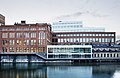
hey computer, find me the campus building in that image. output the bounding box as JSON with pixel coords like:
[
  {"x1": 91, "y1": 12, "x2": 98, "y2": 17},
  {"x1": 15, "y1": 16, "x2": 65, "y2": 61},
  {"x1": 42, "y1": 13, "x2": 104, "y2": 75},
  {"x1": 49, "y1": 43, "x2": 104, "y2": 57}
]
[
  {"x1": 48, "y1": 21, "x2": 117, "y2": 59},
  {"x1": 0, "y1": 21, "x2": 52, "y2": 53},
  {"x1": 0, "y1": 20, "x2": 119, "y2": 62},
  {"x1": 0, "y1": 14, "x2": 5, "y2": 25},
  {"x1": 52, "y1": 21, "x2": 115, "y2": 45}
]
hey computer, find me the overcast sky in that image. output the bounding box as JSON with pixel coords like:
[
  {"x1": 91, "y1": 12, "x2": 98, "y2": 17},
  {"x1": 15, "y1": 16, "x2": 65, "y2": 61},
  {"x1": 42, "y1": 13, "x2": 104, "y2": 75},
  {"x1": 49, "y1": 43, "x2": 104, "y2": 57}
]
[{"x1": 0, "y1": 0, "x2": 120, "y2": 35}]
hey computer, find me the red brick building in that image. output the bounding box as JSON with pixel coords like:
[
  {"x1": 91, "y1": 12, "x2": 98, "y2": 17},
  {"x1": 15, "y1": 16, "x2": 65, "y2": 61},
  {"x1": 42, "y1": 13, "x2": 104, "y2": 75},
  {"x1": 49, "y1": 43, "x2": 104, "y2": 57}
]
[{"x1": 0, "y1": 21, "x2": 52, "y2": 52}]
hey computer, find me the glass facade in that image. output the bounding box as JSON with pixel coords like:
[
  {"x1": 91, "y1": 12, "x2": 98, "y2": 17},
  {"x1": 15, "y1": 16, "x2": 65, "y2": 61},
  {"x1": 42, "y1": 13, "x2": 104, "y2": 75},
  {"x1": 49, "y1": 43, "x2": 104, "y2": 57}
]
[
  {"x1": 52, "y1": 21, "x2": 105, "y2": 32},
  {"x1": 47, "y1": 45, "x2": 92, "y2": 59}
]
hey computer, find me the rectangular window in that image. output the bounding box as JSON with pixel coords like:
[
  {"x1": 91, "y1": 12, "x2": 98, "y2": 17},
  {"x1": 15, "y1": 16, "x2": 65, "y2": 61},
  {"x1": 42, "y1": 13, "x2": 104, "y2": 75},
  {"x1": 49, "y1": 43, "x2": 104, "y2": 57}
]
[
  {"x1": 9, "y1": 33, "x2": 15, "y2": 38},
  {"x1": 111, "y1": 38, "x2": 114, "y2": 42},
  {"x1": 2, "y1": 33, "x2": 8, "y2": 38},
  {"x1": 99, "y1": 38, "x2": 101, "y2": 42},
  {"x1": 16, "y1": 33, "x2": 22, "y2": 38},
  {"x1": 80, "y1": 38, "x2": 82, "y2": 42},
  {"x1": 9, "y1": 40, "x2": 15, "y2": 45},
  {"x1": 2, "y1": 47, "x2": 7, "y2": 52},
  {"x1": 58, "y1": 39, "x2": 60, "y2": 42},
  {"x1": 38, "y1": 40, "x2": 41, "y2": 45},
  {"x1": 16, "y1": 40, "x2": 22, "y2": 45},
  {"x1": 31, "y1": 32, "x2": 36, "y2": 38},
  {"x1": 24, "y1": 40, "x2": 29, "y2": 45},
  {"x1": 102, "y1": 38, "x2": 105, "y2": 42},
  {"x1": 24, "y1": 32, "x2": 29, "y2": 38},
  {"x1": 96, "y1": 34, "x2": 99, "y2": 36},
  {"x1": 9, "y1": 47, "x2": 14, "y2": 52},
  {"x1": 2, "y1": 40, "x2": 8, "y2": 45},
  {"x1": 43, "y1": 32, "x2": 46, "y2": 39},
  {"x1": 30, "y1": 40, "x2": 36, "y2": 45},
  {"x1": 31, "y1": 28, "x2": 36, "y2": 30}
]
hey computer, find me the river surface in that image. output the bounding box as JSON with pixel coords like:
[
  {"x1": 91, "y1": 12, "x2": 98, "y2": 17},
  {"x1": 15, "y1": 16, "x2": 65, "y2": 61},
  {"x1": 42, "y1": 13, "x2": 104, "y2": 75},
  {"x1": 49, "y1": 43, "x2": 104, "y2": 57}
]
[{"x1": 0, "y1": 63, "x2": 120, "y2": 78}]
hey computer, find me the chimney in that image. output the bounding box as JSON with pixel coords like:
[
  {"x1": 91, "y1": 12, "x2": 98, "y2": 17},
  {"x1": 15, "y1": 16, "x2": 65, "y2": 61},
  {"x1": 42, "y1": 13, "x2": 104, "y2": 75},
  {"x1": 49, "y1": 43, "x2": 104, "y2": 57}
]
[{"x1": 21, "y1": 20, "x2": 26, "y2": 25}]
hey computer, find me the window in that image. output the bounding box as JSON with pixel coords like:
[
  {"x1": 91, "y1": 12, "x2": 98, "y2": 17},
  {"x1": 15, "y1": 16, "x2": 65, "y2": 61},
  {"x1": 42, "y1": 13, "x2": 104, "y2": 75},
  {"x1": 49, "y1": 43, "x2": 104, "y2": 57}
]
[
  {"x1": 9, "y1": 28, "x2": 15, "y2": 31},
  {"x1": 16, "y1": 40, "x2": 22, "y2": 45},
  {"x1": 2, "y1": 40, "x2": 8, "y2": 45},
  {"x1": 31, "y1": 32, "x2": 36, "y2": 38},
  {"x1": 16, "y1": 47, "x2": 22, "y2": 52},
  {"x1": 2, "y1": 47, "x2": 7, "y2": 52},
  {"x1": 99, "y1": 38, "x2": 101, "y2": 42},
  {"x1": 102, "y1": 38, "x2": 105, "y2": 42},
  {"x1": 107, "y1": 54, "x2": 109, "y2": 57},
  {"x1": 96, "y1": 38, "x2": 99, "y2": 42},
  {"x1": 31, "y1": 28, "x2": 36, "y2": 30},
  {"x1": 80, "y1": 38, "x2": 82, "y2": 42},
  {"x1": 16, "y1": 33, "x2": 22, "y2": 38},
  {"x1": 9, "y1": 47, "x2": 14, "y2": 52},
  {"x1": 96, "y1": 34, "x2": 99, "y2": 36},
  {"x1": 24, "y1": 40, "x2": 29, "y2": 45},
  {"x1": 30, "y1": 40, "x2": 36, "y2": 45},
  {"x1": 2, "y1": 33, "x2": 8, "y2": 38},
  {"x1": 43, "y1": 32, "x2": 46, "y2": 39},
  {"x1": 111, "y1": 38, "x2": 114, "y2": 42},
  {"x1": 9, "y1": 40, "x2": 15, "y2": 45},
  {"x1": 9, "y1": 33, "x2": 15, "y2": 38},
  {"x1": 104, "y1": 54, "x2": 106, "y2": 57},
  {"x1": 110, "y1": 54, "x2": 112, "y2": 57},
  {"x1": 98, "y1": 54, "x2": 99, "y2": 57},
  {"x1": 24, "y1": 32, "x2": 29, "y2": 38},
  {"x1": 102, "y1": 34, "x2": 105, "y2": 36},
  {"x1": 101, "y1": 54, "x2": 103, "y2": 57},
  {"x1": 39, "y1": 28, "x2": 45, "y2": 30}
]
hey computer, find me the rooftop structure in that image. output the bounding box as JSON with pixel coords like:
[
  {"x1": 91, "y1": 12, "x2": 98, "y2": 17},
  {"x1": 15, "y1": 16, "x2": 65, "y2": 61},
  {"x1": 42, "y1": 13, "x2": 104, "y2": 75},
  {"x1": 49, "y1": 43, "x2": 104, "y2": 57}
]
[{"x1": 52, "y1": 21, "x2": 105, "y2": 32}]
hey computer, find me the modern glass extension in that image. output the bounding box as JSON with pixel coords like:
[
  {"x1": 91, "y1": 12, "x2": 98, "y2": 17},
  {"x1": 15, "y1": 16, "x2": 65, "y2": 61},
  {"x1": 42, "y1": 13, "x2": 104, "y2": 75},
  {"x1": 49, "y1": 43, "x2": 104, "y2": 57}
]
[{"x1": 47, "y1": 45, "x2": 92, "y2": 59}]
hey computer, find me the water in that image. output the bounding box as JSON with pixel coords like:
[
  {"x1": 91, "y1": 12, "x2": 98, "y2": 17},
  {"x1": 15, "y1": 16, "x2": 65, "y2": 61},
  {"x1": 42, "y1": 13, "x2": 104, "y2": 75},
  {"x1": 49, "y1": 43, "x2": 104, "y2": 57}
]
[{"x1": 0, "y1": 63, "x2": 120, "y2": 78}]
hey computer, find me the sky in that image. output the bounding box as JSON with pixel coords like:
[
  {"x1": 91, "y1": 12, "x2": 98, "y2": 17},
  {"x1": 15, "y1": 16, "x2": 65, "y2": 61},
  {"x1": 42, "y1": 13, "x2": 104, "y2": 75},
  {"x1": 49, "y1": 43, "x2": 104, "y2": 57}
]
[{"x1": 0, "y1": 0, "x2": 120, "y2": 36}]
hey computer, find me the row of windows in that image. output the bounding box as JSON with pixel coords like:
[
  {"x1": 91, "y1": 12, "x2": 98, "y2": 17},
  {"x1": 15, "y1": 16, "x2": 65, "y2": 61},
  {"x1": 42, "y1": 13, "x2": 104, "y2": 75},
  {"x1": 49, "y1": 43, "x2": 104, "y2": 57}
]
[
  {"x1": 2, "y1": 47, "x2": 46, "y2": 52},
  {"x1": 52, "y1": 25, "x2": 82, "y2": 29},
  {"x1": 53, "y1": 29, "x2": 104, "y2": 32},
  {"x1": 93, "y1": 53, "x2": 119, "y2": 58},
  {"x1": 2, "y1": 39, "x2": 46, "y2": 46},
  {"x1": 56, "y1": 33, "x2": 114, "y2": 37},
  {"x1": 2, "y1": 32, "x2": 46, "y2": 39},
  {"x1": 48, "y1": 48, "x2": 91, "y2": 53},
  {"x1": 1, "y1": 27, "x2": 46, "y2": 31},
  {"x1": 48, "y1": 54, "x2": 91, "y2": 58},
  {"x1": 56, "y1": 38, "x2": 114, "y2": 43}
]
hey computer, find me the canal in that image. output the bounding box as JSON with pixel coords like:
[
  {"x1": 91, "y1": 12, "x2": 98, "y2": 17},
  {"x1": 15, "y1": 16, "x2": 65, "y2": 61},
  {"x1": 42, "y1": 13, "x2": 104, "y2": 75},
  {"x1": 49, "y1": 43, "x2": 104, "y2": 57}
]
[{"x1": 0, "y1": 63, "x2": 120, "y2": 78}]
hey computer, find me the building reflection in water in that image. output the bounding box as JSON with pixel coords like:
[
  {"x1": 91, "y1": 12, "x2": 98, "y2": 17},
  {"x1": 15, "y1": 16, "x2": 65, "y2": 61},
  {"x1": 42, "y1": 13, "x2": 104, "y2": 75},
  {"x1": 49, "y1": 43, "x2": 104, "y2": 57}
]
[
  {"x1": 92, "y1": 64, "x2": 120, "y2": 78},
  {"x1": 0, "y1": 63, "x2": 120, "y2": 78},
  {"x1": 47, "y1": 66, "x2": 92, "y2": 78},
  {"x1": 0, "y1": 63, "x2": 47, "y2": 78}
]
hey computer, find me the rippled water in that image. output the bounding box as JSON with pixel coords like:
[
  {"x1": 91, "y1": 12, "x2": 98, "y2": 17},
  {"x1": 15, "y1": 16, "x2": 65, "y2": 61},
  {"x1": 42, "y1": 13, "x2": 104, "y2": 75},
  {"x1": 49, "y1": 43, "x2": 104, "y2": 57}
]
[{"x1": 0, "y1": 63, "x2": 120, "y2": 78}]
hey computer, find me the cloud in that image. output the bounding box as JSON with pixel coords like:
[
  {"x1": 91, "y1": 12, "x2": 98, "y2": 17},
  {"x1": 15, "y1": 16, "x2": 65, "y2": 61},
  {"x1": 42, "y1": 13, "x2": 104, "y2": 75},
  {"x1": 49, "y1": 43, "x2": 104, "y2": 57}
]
[{"x1": 55, "y1": 10, "x2": 109, "y2": 20}]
